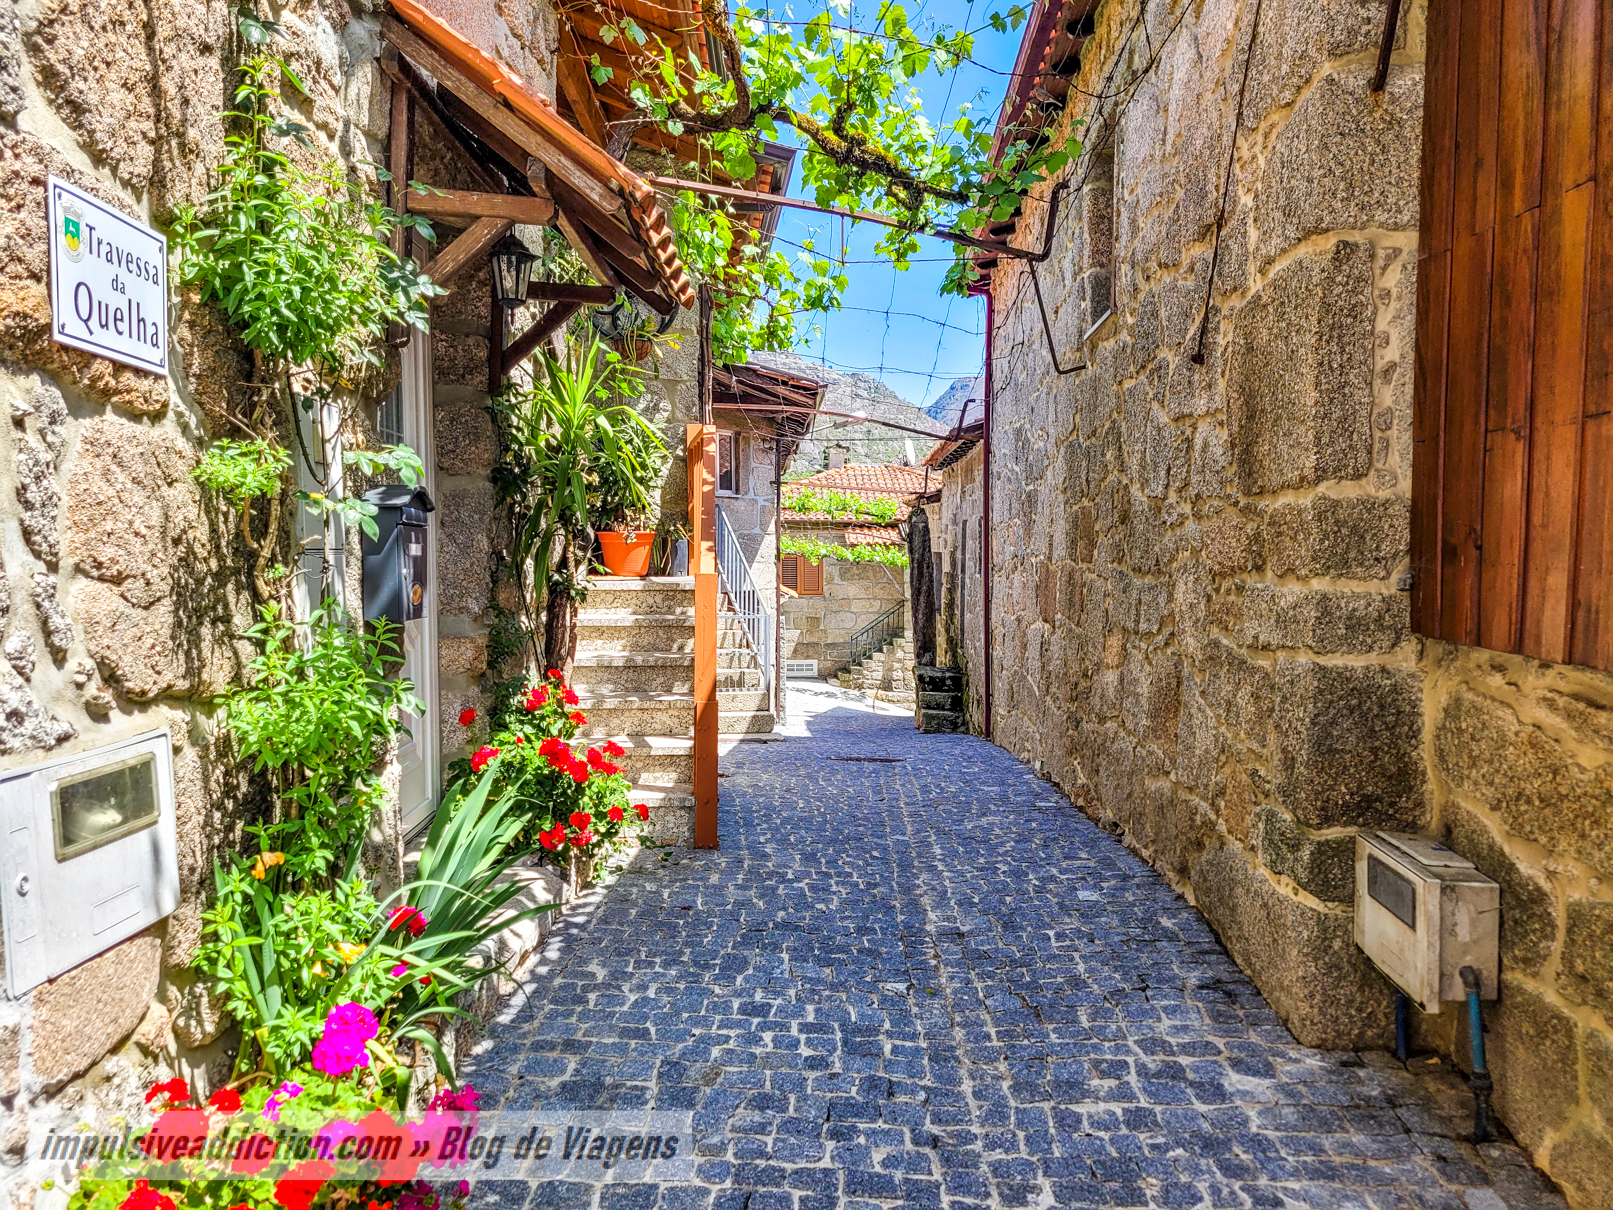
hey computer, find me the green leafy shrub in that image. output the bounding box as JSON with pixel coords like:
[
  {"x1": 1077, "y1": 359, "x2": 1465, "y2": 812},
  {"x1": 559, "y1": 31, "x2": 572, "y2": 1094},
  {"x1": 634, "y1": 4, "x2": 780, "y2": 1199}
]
[
  {"x1": 781, "y1": 533, "x2": 908, "y2": 567},
  {"x1": 192, "y1": 440, "x2": 291, "y2": 511},
  {"x1": 220, "y1": 601, "x2": 421, "y2": 880},
  {"x1": 781, "y1": 488, "x2": 901, "y2": 524}
]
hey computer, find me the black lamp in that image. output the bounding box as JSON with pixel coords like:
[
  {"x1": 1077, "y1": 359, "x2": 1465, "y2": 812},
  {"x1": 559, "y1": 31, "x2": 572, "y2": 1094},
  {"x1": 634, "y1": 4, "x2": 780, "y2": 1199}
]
[{"x1": 489, "y1": 233, "x2": 536, "y2": 311}]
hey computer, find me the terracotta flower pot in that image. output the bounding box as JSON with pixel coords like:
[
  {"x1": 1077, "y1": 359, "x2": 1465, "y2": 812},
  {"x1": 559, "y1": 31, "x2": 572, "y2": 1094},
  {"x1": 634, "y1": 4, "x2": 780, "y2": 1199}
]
[{"x1": 598, "y1": 530, "x2": 655, "y2": 576}]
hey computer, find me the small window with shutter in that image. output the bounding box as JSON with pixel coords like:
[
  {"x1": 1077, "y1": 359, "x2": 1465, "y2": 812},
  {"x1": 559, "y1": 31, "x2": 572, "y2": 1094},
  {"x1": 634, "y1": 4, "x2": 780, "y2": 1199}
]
[
  {"x1": 716, "y1": 431, "x2": 737, "y2": 495},
  {"x1": 782, "y1": 554, "x2": 823, "y2": 594}
]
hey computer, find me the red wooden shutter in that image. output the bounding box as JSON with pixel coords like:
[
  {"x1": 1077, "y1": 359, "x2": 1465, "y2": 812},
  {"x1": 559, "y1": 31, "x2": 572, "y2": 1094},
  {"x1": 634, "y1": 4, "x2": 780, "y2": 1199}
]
[
  {"x1": 1413, "y1": 0, "x2": 1613, "y2": 670},
  {"x1": 800, "y1": 559, "x2": 823, "y2": 595},
  {"x1": 782, "y1": 555, "x2": 799, "y2": 591}
]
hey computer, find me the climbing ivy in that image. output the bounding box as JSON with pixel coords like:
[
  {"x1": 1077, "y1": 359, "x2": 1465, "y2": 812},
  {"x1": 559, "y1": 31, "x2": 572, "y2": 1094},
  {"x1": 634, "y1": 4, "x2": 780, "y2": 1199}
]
[{"x1": 782, "y1": 533, "x2": 908, "y2": 567}]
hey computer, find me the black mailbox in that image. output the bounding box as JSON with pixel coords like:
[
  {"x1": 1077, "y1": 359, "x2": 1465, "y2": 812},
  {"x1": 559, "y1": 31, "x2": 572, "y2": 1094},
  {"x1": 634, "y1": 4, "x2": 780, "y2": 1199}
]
[{"x1": 361, "y1": 484, "x2": 435, "y2": 627}]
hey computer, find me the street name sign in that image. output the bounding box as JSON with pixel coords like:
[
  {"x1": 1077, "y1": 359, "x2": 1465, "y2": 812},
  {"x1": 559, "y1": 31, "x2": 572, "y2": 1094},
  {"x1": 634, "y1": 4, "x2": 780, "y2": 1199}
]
[{"x1": 47, "y1": 176, "x2": 167, "y2": 375}]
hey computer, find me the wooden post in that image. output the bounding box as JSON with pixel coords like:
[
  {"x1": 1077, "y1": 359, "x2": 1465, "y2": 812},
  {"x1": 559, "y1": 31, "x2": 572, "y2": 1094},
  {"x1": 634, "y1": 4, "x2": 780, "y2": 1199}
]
[
  {"x1": 386, "y1": 77, "x2": 413, "y2": 348},
  {"x1": 489, "y1": 281, "x2": 505, "y2": 394},
  {"x1": 687, "y1": 422, "x2": 719, "y2": 849}
]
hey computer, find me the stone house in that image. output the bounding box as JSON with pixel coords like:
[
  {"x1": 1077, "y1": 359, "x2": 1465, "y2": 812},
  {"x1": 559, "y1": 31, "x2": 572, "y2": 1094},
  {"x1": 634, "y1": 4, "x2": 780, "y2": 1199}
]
[
  {"x1": 932, "y1": 0, "x2": 1613, "y2": 1201},
  {"x1": 779, "y1": 464, "x2": 921, "y2": 680},
  {"x1": 0, "y1": 0, "x2": 742, "y2": 1191}
]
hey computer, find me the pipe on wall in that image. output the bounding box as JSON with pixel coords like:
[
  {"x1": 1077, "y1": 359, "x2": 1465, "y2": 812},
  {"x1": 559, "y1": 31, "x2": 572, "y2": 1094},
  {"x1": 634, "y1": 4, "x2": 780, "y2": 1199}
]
[{"x1": 982, "y1": 290, "x2": 994, "y2": 738}]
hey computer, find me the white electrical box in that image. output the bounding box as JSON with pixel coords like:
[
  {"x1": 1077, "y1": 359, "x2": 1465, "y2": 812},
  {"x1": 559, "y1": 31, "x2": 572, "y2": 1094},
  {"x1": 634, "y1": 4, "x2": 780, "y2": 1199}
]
[
  {"x1": 1, "y1": 730, "x2": 177, "y2": 995},
  {"x1": 1354, "y1": 831, "x2": 1499, "y2": 1013}
]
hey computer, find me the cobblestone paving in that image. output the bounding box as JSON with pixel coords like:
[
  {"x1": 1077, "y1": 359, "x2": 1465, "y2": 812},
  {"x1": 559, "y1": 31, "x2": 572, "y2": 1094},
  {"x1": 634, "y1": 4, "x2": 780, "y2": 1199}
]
[{"x1": 462, "y1": 689, "x2": 1565, "y2": 1210}]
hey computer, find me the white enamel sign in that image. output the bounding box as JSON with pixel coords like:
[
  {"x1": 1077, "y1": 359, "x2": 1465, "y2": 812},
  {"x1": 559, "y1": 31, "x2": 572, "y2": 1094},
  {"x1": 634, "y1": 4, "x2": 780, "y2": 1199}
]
[{"x1": 47, "y1": 176, "x2": 168, "y2": 375}]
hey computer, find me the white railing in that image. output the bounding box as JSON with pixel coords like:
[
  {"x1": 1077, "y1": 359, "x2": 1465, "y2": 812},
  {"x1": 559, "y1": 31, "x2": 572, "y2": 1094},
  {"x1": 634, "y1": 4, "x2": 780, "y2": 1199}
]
[{"x1": 715, "y1": 504, "x2": 773, "y2": 700}]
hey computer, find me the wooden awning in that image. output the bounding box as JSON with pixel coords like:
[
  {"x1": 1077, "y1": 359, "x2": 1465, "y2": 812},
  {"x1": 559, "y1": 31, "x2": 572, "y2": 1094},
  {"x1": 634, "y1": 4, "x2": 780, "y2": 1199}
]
[
  {"x1": 382, "y1": 0, "x2": 696, "y2": 311},
  {"x1": 712, "y1": 362, "x2": 826, "y2": 464}
]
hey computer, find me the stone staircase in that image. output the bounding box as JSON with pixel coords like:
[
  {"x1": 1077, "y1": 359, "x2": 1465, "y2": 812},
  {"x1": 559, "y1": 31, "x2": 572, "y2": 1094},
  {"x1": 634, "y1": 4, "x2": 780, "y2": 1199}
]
[
  {"x1": 570, "y1": 577, "x2": 773, "y2": 845},
  {"x1": 834, "y1": 633, "x2": 916, "y2": 706}
]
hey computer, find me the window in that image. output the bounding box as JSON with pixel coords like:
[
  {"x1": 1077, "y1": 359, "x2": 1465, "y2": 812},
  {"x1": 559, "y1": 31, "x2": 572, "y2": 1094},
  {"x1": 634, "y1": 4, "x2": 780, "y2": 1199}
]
[
  {"x1": 716, "y1": 430, "x2": 737, "y2": 494},
  {"x1": 781, "y1": 554, "x2": 823, "y2": 594},
  {"x1": 1412, "y1": 0, "x2": 1613, "y2": 670}
]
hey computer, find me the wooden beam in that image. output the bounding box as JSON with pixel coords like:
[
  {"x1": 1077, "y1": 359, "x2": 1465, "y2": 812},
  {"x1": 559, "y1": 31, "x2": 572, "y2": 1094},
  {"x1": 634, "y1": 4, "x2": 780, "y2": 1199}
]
[
  {"x1": 379, "y1": 51, "x2": 506, "y2": 194},
  {"x1": 529, "y1": 281, "x2": 616, "y2": 304},
  {"x1": 406, "y1": 187, "x2": 556, "y2": 226},
  {"x1": 501, "y1": 300, "x2": 583, "y2": 369},
  {"x1": 557, "y1": 22, "x2": 610, "y2": 147},
  {"x1": 589, "y1": 228, "x2": 676, "y2": 313},
  {"x1": 552, "y1": 204, "x2": 623, "y2": 291},
  {"x1": 548, "y1": 174, "x2": 653, "y2": 266},
  {"x1": 686, "y1": 421, "x2": 719, "y2": 849},
  {"x1": 419, "y1": 216, "x2": 513, "y2": 289},
  {"x1": 382, "y1": 17, "x2": 625, "y2": 217}
]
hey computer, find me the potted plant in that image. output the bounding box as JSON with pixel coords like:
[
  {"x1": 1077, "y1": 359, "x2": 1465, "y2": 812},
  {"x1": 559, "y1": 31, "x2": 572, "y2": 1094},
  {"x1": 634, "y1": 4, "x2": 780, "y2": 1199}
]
[{"x1": 591, "y1": 410, "x2": 666, "y2": 577}]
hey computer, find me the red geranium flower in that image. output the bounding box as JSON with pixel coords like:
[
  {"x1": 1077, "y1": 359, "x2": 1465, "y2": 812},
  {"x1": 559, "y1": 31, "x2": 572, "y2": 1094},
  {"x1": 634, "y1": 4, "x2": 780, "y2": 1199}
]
[
  {"x1": 525, "y1": 687, "x2": 548, "y2": 711},
  {"x1": 599, "y1": 760, "x2": 621, "y2": 776},
  {"x1": 563, "y1": 688, "x2": 580, "y2": 705},
  {"x1": 569, "y1": 711, "x2": 588, "y2": 725},
  {"x1": 607, "y1": 805, "x2": 625, "y2": 822},
  {"x1": 569, "y1": 811, "x2": 592, "y2": 830},
  {"x1": 571, "y1": 767, "x2": 590, "y2": 784},
  {"x1": 121, "y1": 1181, "x2": 177, "y2": 1210},
  {"x1": 603, "y1": 740, "x2": 625, "y2": 758},
  {"x1": 208, "y1": 1087, "x2": 242, "y2": 1115},
  {"x1": 144, "y1": 1078, "x2": 188, "y2": 1106},
  {"x1": 515, "y1": 734, "x2": 524, "y2": 744},
  {"x1": 389, "y1": 906, "x2": 428, "y2": 937},
  {"x1": 586, "y1": 747, "x2": 604, "y2": 768},
  {"x1": 539, "y1": 736, "x2": 567, "y2": 757},
  {"x1": 572, "y1": 830, "x2": 595, "y2": 846},
  {"x1": 539, "y1": 825, "x2": 565, "y2": 851},
  {"x1": 634, "y1": 802, "x2": 650, "y2": 821},
  {"x1": 470, "y1": 745, "x2": 500, "y2": 773},
  {"x1": 458, "y1": 708, "x2": 476, "y2": 726},
  {"x1": 547, "y1": 668, "x2": 562, "y2": 679}
]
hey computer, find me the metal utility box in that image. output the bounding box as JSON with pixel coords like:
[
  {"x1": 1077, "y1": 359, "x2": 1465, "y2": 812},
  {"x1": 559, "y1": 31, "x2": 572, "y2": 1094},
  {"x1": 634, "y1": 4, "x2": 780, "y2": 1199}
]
[
  {"x1": 361, "y1": 484, "x2": 435, "y2": 628},
  {"x1": 1354, "y1": 831, "x2": 1499, "y2": 1012},
  {"x1": 1, "y1": 730, "x2": 178, "y2": 995}
]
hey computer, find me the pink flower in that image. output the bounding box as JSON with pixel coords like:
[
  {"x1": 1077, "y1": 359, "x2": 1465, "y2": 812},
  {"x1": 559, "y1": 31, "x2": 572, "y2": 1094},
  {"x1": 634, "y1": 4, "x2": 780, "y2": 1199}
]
[
  {"x1": 263, "y1": 1081, "x2": 303, "y2": 1122},
  {"x1": 311, "y1": 1003, "x2": 379, "y2": 1077},
  {"x1": 390, "y1": 963, "x2": 408, "y2": 977},
  {"x1": 389, "y1": 906, "x2": 428, "y2": 937},
  {"x1": 427, "y1": 1085, "x2": 481, "y2": 1113}
]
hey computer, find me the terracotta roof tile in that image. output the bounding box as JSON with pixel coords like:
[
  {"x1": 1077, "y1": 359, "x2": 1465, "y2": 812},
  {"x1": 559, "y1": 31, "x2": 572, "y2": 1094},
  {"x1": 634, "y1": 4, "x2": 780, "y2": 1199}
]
[{"x1": 786, "y1": 464, "x2": 932, "y2": 496}]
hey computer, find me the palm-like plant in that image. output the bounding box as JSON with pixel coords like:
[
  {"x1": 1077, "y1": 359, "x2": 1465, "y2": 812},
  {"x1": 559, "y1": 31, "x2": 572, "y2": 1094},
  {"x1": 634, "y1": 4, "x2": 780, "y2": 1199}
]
[{"x1": 494, "y1": 337, "x2": 665, "y2": 671}]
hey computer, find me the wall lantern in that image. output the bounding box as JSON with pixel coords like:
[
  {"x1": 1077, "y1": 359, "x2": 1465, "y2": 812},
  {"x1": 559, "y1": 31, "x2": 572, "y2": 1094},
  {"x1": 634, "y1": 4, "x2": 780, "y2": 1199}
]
[
  {"x1": 489, "y1": 233, "x2": 537, "y2": 311},
  {"x1": 590, "y1": 292, "x2": 676, "y2": 341}
]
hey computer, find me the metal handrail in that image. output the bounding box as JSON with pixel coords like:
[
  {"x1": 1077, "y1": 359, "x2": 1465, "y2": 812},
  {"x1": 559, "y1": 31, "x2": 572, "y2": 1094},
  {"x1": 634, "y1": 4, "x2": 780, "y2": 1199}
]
[
  {"x1": 715, "y1": 504, "x2": 773, "y2": 698},
  {"x1": 848, "y1": 600, "x2": 906, "y2": 669}
]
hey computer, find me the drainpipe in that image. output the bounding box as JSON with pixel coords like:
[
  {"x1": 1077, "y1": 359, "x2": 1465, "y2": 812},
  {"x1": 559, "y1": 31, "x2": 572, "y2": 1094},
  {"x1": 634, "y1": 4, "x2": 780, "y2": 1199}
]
[{"x1": 981, "y1": 290, "x2": 994, "y2": 739}]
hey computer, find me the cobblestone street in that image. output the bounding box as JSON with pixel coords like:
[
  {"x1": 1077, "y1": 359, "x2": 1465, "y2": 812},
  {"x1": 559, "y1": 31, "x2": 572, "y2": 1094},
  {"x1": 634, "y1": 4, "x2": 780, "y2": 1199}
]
[{"x1": 461, "y1": 686, "x2": 1564, "y2": 1210}]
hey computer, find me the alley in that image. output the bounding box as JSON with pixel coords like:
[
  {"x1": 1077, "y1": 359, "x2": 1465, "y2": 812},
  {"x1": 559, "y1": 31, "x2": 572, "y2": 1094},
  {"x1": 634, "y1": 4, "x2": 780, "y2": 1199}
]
[{"x1": 461, "y1": 691, "x2": 1564, "y2": 1210}]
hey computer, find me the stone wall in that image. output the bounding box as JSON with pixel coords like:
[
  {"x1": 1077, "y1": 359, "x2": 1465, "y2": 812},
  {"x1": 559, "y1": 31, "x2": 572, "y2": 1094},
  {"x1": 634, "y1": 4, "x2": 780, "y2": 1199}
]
[
  {"x1": 934, "y1": 448, "x2": 984, "y2": 731},
  {"x1": 0, "y1": 0, "x2": 566, "y2": 1199},
  {"x1": 967, "y1": 0, "x2": 1613, "y2": 1196},
  {"x1": 781, "y1": 538, "x2": 906, "y2": 677}
]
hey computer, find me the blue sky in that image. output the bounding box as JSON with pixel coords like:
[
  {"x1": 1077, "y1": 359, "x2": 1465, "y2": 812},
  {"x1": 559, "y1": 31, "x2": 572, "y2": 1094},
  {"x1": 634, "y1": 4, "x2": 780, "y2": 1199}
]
[{"x1": 757, "y1": 0, "x2": 1024, "y2": 408}]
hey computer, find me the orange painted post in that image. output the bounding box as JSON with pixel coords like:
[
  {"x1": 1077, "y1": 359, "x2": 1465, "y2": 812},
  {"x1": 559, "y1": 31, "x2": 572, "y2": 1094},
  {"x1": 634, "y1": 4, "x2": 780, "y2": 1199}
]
[{"x1": 687, "y1": 422, "x2": 719, "y2": 848}]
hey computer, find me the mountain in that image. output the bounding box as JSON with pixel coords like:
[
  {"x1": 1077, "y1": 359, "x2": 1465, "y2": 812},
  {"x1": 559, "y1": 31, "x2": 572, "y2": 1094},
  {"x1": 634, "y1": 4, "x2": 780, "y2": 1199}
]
[
  {"x1": 747, "y1": 350, "x2": 949, "y2": 475},
  {"x1": 925, "y1": 374, "x2": 984, "y2": 429}
]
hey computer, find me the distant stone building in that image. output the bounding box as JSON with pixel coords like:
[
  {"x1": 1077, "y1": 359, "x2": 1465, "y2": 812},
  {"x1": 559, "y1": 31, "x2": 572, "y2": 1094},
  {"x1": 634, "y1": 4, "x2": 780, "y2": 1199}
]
[
  {"x1": 931, "y1": 0, "x2": 1613, "y2": 1202},
  {"x1": 779, "y1": 464, "x2": 923, "y2": 681}
]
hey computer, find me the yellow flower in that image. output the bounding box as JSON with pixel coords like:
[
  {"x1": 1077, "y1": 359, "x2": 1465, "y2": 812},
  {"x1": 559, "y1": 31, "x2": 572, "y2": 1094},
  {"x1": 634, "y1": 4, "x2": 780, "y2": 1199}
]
[
  {"x1": 249, "y1": 851, "x2": 285, "y2": 880},
  {"x1": 335, "y1": 942, "x2": 365, "y2": 964},
  {"x1": 311, "y1": 961, "x2": 327, "y2": 978}
]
